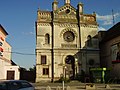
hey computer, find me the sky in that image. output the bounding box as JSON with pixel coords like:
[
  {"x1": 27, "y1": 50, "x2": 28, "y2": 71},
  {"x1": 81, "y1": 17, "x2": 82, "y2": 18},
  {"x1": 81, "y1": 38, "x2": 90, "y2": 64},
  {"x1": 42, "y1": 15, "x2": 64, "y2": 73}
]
[{"x1": 0, "y1": 0, "x2": 120, "y2": 69}]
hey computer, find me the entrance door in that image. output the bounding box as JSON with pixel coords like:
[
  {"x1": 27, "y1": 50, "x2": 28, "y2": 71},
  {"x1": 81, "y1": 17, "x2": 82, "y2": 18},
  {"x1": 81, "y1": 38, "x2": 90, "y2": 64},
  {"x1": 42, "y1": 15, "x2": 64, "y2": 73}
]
[
  {"x1": 65, "y1": 55, "x2": 75, "y2": 79},
  {"x1": 7, "y1": 71, "x2": 15, "y2": 80}
]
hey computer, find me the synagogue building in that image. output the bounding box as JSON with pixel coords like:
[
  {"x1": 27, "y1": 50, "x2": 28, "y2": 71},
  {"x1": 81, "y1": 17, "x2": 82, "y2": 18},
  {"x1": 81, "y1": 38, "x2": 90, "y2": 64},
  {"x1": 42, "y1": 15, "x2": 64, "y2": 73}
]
[{"x1": 35, "y1": 0, "x2": 100, "y2": 82}]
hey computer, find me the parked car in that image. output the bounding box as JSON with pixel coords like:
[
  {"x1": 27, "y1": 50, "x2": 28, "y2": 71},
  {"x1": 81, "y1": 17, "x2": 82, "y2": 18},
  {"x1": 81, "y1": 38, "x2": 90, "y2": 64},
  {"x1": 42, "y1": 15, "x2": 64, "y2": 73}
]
[{"x1": 0, "y1": 80, "x2": 34, "y2": 90}]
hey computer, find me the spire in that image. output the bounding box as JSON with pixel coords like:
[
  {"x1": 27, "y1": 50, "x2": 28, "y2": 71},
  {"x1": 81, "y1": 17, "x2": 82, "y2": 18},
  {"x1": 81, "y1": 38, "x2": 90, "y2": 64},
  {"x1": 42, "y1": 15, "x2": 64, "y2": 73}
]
[
  {"x1": 64, "y1": 0, "x2": 70, "y2": 5},
  {"x1": 77, "y1": 2, "x2": 84, "y2": 14},
  {"x1": 37, "y1": 8, "x2": 40, "y2": 20},
  {"x1": 52, "y1": 0, "x2": 58, "y2": 11}
]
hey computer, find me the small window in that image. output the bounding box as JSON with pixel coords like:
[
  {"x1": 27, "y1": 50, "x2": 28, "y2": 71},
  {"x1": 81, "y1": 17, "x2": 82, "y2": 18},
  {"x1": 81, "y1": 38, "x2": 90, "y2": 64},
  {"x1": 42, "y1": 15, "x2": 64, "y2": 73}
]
[
  {"x1": 0, "y1": 42, "x2": 3, "y2": 46},
  {"x1": 87, "y1": 35, "x2": 92, "y2": 47},
  {"x1": 41, "y1": 55, "x2": 46, "y2": 64},
  {"x1": 45, "y1": 34, "x2": 50, "y2": 44},
  {"x1": 43, "y1": 68, "x2": 49, "y2": 75},
  {"x1": 0, "y1": 52, "x2": 3, "y2": 56}
]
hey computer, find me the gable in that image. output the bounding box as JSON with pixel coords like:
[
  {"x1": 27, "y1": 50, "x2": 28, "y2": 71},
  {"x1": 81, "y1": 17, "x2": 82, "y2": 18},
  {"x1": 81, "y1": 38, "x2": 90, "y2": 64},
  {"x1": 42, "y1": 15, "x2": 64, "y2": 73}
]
[
  {"x1": 55, "y1": 4, "x2": 76, "y2": 16},
  {"x1": 53, "y1": 4, "x2": 77, "y2": 23}
]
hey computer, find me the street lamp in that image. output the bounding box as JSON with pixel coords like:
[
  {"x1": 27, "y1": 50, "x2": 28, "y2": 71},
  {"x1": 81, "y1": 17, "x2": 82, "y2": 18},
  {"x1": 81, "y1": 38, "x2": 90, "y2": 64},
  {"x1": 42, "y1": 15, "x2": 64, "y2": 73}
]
[
  {"x1": 64, "y1": 66, "x2": 67, "y2": 79},
  {"x1": 63, "y1": 65, "x2": 67, "y2": 90}
]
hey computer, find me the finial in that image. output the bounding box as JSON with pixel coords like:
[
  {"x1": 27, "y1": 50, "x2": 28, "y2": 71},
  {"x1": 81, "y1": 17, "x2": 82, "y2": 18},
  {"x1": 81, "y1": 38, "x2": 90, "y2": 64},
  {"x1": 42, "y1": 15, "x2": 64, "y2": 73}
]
[
  {"x1": 52, "y1": 0, "x2": 58, "y2": 11},
  {"x1": 78, "y1": 2, "x2": 83, "y2": 6},
  {"x1": 54, "y1": 0, "x2": 57, "y2": 2},
  {"x1": 65, "y1": 0, "x2": 70, "y2": 4}
]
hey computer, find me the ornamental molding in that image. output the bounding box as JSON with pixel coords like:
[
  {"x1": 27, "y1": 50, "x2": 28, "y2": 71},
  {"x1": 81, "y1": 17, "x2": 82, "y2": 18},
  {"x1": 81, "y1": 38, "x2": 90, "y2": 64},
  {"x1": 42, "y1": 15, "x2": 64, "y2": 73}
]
[
  {"x1": 38, "y1": 11, "x2": 51, "y2": 19},
  {"x1": 37, "y1": 23, "x2": 51, "y2": 26},
  {"x1": 56, "y1": 4, "x2": 76, "y2": 15},
  {"x1": 58, "y1": 15, "x2": 76, "y2": 19},
  {"x1": 58, "y1": 23, "x2": 77, "y2": 28},
  {"x1": 80, "y1": 24, "x2": 97, "y2": 28}
]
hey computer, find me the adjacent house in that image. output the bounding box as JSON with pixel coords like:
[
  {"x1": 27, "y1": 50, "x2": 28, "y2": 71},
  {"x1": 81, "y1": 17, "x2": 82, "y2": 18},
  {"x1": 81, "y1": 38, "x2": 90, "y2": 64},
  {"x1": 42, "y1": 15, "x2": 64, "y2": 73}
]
[
  {"x1": 99, "y1": 22, "x2": 120, "y2": 79},
  {"x1": 0, "y1": 24, "x2": 20, "y2": 80}
]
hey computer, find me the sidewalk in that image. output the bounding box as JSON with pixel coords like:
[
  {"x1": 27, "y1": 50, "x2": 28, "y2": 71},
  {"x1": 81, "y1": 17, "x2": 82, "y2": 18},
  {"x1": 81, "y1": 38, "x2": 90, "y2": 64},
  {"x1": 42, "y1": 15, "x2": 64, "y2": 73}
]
[{"x1": 34, "y1": 81, "x2": 120, "y2": 90}]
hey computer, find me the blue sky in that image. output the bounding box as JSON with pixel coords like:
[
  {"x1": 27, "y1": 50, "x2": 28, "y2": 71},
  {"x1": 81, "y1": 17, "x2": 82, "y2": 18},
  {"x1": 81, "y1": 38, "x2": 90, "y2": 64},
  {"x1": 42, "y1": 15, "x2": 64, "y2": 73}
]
[{"x1": 0, "y1": 0, "x2": 120, "y2": 69}]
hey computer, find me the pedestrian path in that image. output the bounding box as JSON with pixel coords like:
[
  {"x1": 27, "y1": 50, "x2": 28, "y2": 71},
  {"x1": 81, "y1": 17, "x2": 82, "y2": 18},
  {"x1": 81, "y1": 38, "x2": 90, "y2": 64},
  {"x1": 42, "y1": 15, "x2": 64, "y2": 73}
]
[{"x1": 34, "y1": 81, "x2": 120, "y2": 90}]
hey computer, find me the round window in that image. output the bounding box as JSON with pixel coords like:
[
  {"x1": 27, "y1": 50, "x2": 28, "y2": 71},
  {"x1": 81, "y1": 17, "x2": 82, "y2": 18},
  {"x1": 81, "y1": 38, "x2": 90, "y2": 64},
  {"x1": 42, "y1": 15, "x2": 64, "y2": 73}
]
[
  {"x1": 63, "y1": 31, "x2": 75, "y2": 42},
  {"x1": 66, "y1": 9, "x2": 70, "y2": 14}
]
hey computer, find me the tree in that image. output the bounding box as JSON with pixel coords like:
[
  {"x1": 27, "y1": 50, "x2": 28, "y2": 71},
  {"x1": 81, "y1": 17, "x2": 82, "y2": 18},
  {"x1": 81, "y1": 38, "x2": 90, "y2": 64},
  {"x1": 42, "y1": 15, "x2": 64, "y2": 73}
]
[{"x1": 29, "y1": 65, "x2": 36, "y2": 72}]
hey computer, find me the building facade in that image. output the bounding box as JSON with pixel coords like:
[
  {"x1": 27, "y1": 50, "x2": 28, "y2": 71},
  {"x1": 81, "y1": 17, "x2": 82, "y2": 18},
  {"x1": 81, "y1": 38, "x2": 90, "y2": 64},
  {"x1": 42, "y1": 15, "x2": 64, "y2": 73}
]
[
  {"x1": 0, "y1": 24, "x2": 20, "y2": 80},
  {"x1": 36, "y1": 0, "x2": 100, "y2": 82},
  {"x1": 99, "y1": 22, "x2": 120, "y2": 79}
]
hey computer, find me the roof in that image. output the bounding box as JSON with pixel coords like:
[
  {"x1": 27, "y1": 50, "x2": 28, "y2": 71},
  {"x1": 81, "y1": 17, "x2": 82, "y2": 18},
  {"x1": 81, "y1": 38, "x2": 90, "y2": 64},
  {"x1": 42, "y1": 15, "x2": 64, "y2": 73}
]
[
  {"x1": 11, "y1": 60, "x2": 17, "y2": 65},
  {"x1": 106, "y1": 22, "x2": 120, "y2": 38},
  {"x1": 0, "y1": 24, "x2": 8, "y2": 35},
  {"x1": 100, "y1": 22, "x2": 120, "y2": 42}
]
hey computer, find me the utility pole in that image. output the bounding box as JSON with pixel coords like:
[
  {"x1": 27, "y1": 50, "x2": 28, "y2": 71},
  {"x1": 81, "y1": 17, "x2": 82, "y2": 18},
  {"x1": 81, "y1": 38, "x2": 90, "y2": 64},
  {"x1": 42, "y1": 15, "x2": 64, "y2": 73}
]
[{"x1": 112, "y1": 9, "x2": 115, "y2": 25}]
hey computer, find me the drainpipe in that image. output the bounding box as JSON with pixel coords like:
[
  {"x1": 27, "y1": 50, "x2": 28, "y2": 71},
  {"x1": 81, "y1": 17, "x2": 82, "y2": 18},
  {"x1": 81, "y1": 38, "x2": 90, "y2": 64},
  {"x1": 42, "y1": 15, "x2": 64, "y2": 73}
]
[{"x1": 51, "y1": 11, "x2": 54, "y2": 82}]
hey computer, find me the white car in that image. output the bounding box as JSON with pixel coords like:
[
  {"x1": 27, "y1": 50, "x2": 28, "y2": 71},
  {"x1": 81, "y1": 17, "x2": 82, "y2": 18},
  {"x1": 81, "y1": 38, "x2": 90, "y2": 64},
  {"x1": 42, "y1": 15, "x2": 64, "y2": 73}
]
[{"x1": 0, "y1": 80, "x2": 34, "y2": 90}]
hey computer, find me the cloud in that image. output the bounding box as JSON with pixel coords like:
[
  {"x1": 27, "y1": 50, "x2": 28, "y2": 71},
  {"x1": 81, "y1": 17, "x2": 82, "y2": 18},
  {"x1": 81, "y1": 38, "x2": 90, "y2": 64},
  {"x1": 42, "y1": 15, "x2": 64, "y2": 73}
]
[
  {"x1": 96, "y1": 12, "x2": 120, "y2": 26},
  {"x1": 98, "y1": 27, "x2": 106, "y2": 31},
  {"x1": 29, "y1": 32, "x2": 35, "y2": 35},
  {"x1": 22, "y1": 32, "x2": 35, "y2": 35}
]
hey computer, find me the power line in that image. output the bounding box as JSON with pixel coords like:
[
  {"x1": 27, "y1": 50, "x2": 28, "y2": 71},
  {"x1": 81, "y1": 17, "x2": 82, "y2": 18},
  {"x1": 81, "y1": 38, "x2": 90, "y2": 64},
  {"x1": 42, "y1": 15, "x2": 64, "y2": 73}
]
[
  {"x1": 3, "y1": 51, "x2": 35, "y2": 56},
  {"x1": 12, "y1": 52, "x2": 35, "y2": 56}
]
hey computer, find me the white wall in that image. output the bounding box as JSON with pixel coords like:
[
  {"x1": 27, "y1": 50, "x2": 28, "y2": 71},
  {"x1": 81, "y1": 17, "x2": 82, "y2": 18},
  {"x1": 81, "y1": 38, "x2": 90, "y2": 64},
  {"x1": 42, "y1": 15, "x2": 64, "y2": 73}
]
[
  {"x1": 5, "y1": 66, "x2": 20, "y2": 80},
  {"x1": 0, "y1": 60, "x2": 5, "y2": 79}
]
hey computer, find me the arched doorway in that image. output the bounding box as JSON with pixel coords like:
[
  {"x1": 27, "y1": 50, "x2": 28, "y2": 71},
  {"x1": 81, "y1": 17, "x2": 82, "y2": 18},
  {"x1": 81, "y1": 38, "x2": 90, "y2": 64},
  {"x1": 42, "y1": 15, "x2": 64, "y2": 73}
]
[{"x1": 65, "y1": 55, "x2": 75, "y2": 79}]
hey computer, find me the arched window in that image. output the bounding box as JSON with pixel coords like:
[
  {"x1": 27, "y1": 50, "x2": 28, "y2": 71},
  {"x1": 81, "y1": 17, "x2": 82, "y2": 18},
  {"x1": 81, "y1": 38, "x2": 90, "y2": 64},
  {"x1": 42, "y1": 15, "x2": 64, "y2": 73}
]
[
  {"x1": 45, "y1": 34, "x2": 50, "y2": 44},
  {"x1": 87, "y1": 35, "x2": 92, "y2": 47}
]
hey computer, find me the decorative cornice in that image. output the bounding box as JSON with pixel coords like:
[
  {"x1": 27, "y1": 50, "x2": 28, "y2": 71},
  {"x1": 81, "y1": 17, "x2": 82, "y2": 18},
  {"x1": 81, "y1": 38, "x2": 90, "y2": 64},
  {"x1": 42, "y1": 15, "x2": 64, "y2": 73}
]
[
  {"x1": 58, "y1": 23, "x2": 77, "y2": 27},
  {"x1": 80, "y1": 23, "x2": 98, "y2": 28},
  {"x1": 37, "y1": 11, "x2": 52, "y2": 22},
  {"x1": 37, "y1": 23, "x2": 51, "y2": 26}
]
